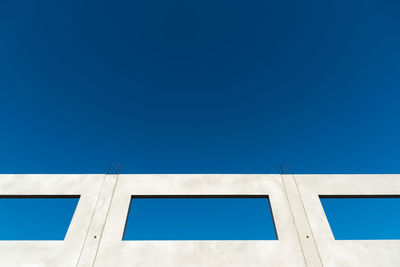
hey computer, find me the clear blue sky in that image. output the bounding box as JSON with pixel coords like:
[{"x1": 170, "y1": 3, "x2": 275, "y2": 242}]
[
  {"x1": 0, "y1": 197, "x2": 79, "y2": 240},
  {"x1": 124, "y1": 197, "x2": 277, "y2": 240},
  {"x1": 0, "y1": 0, "x2": 400, "y2": 241},
  {"x1": 320, "y1": 197, "x2": 400, "y2": 240},
  {"x1": 1, "y1": 0, "x2": 400, "y2": 174}
]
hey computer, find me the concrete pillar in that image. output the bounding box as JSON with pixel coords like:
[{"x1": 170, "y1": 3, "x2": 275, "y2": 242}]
[
  {"x1": 77, "y1": 174, "x2": 119, "y2": 267},
  {"x1": 281, "y1": 174, "x2": 322, "y2": 267}
]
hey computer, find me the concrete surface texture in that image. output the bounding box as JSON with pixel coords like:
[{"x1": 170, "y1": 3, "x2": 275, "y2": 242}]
[{"x1": 0, "y1": 174, "x2": 399, "y2": 267}]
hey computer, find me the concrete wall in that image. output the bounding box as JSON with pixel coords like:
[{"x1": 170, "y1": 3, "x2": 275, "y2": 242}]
[{"x1": 0, "y1": 174, "x2": 399, "y2": 267}]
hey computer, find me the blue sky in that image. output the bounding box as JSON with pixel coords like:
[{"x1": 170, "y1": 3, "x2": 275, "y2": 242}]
[
  {"x1": 320, "y1": 197, "x2": 400, "y2": 240},
  {"x1": 1, "y1": 0, "x2": 400, "y2": 174},
  {"x1": 0, "y1": 197, "x2": 79, "y2": 240},
  {"x1": 124, "y1": 197, "x2": 277, "y2": 240},
  {"x1": 0, "y1": 0, "x2": 400, "y2": 240}
]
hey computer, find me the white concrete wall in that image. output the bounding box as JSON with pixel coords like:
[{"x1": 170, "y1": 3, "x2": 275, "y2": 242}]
[{"x1": 0, "y1": 174, "x2": 399, "y2": 267}]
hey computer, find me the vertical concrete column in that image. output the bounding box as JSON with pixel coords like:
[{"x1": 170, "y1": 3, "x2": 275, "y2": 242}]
[
  {"x1": 281, "y1": 174, "x2": 322, "y2": 267},
  {"x1": 77, "y1": 174, "x2": 119, "y2": 267}
]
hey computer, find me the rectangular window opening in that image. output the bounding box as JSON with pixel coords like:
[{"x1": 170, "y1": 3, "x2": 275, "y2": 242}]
[
  {"x1": 123, "y1": 195, "x2": 277, "y2": 240},
  {"x1": 320, "y1": 195, "x2": 400, "y2": 240},
  {"x1": 0, "y1": 195, "x2": 80, "y2": 240}
]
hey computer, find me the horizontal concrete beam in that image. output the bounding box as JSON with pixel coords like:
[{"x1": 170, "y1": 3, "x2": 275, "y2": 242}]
[{"x1": 0, "y1": 174, "x2": 399, "y2": 267}]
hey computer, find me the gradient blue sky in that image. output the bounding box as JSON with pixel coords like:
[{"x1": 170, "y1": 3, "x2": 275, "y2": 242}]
[
  {"x1": 1, "y1": 0, "x2": 400, "y2": 174},
  {"x1": 1, "y1": 0, "x2": 400, "y2": 241}
]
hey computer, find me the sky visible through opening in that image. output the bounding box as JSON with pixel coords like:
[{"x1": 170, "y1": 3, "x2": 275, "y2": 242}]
[
  {"x1": 0, "y1": 197, "x2": 79, "y2": 240},
  {"x1": 1, "y1": 0, "x2": 400, "y2": 239},
  {"x1": 320, "y1": 197, "x2": 400, "y2": 240},
  {"x1": 123, "y1": 197, "x2": 277, "y2": 240}
]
